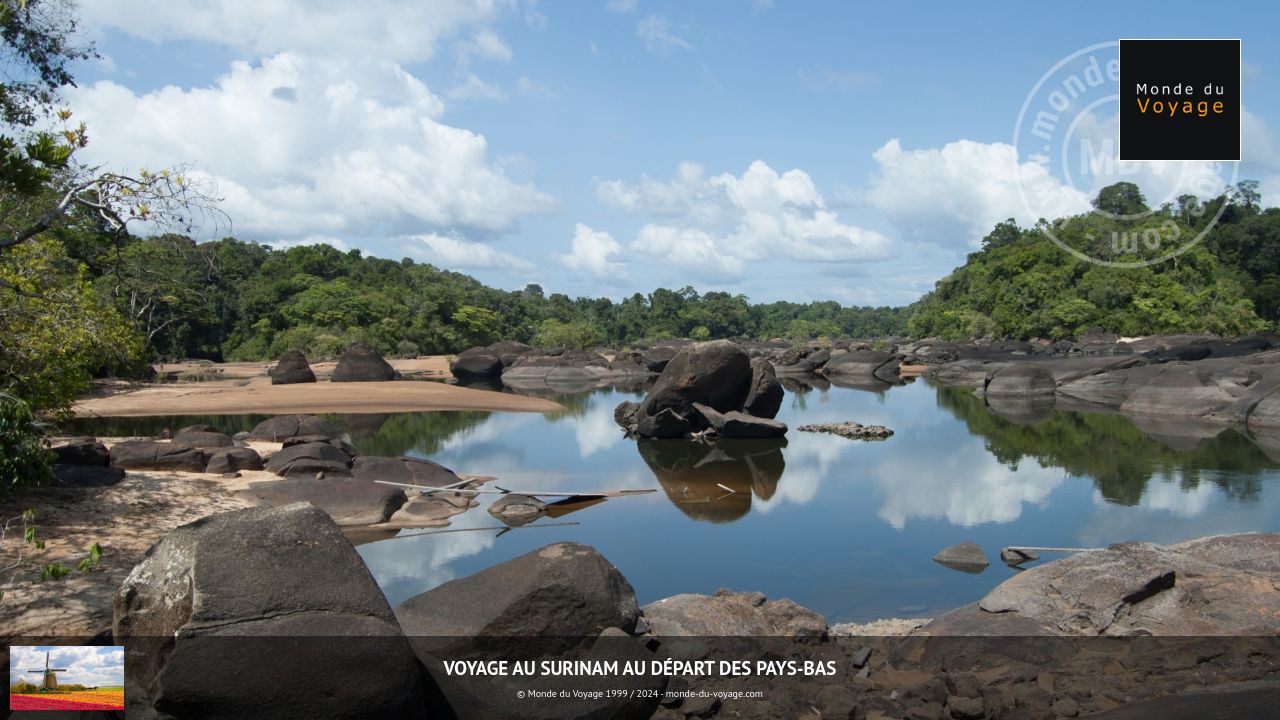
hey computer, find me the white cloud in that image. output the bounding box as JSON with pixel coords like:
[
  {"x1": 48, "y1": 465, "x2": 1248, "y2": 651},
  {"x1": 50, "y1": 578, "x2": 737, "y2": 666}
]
[
  {"x1": 636, "y1": 15, "x2": 692, "y2": 54},
  {"x1": 447, "y1": 72, "x2": 508, "y2": 101},
  {"x1": 556, "y1": 223, "x2": 625, "y2": 277},
  {"x1": 68, "y1": 53, "x2": 555, "y2": 243},
  {"x1": 867, "y1": 138, "x2": 1091, "y2": 248},
  {"x1": 456, "y1": 28, "x2": 513, "y2": 65},
  {"x1": 607, "y1": 0, "x2": 638, "y2": 13},
  {"x1": 405, "y1": 233, "x2": 533, "y2": 273},
  {"x1": 80, "y1": 0, "x2": 511, "y2": 63},
  {"x1": 11, "y1": 646, "x2": 124, "y2": 687},
  {"x1": 601, "y1": 160, "x2": 891, "y2": 279}
]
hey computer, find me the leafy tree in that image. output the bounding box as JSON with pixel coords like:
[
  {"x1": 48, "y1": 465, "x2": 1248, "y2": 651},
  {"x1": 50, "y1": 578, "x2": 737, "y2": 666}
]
[
  {"x1": 1092, "y1": 181, "x2": 1148, "y2": 217},
  {"x1": 0, "y1": 393, "x2": 52, "y2": 496}
]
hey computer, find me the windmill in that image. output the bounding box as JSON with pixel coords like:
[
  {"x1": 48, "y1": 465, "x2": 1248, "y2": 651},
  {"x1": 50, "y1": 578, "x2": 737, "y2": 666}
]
[{"x1": 27, "y1": 651, "x2": 67, "y2": 690}]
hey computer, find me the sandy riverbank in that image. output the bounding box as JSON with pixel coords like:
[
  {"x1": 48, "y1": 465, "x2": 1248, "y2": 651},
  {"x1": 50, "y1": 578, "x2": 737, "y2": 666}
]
[{"x1": 74, "y1": 357, "x2": 562, "y2": 417}]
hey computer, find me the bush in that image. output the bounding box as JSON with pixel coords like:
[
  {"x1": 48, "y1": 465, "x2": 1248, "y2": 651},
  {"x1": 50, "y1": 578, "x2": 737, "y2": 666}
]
[
  {"x1": 394, "y1": 340, "x2": 420, "y2": 358},
  {"x1": 0, "y1": 395, "x2": 53, "y2": 497},
  {"x1": 11, "y1": 680, "x2": 39, "y2": 694}
]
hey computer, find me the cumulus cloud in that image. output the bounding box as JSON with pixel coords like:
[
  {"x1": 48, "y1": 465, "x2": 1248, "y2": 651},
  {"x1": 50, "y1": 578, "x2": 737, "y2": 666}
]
[
  {"x1": 79, "y1": 0, "x2": 511, "y2": 63},
  {"x1": 11, "y1": 646, "x2": 124, "y2": 687},
  {"x1": 456, "y1": 28, "x2": 513, "y2": 65},
  {"x1": 636, "y1": 15, "x2": 692, "y2": 54},
  {"x1": 405, "y1": 233, "x2": 533, "y2": 273},
  {"x1": 867, "y1": 138, "x2": 1091, "y2": 248},
  {"x1": 599, "y1": 160, "x2": 891, "y2": 279},
  {"x1": 556, "y1": 223, "x2": 625, "y2": 277},
  {"x1": 67, "y1": 53, "x2": 555, "y2": 243},
  {"x1": 447, "y1": 72, "x2": 508, "y2": 101}
]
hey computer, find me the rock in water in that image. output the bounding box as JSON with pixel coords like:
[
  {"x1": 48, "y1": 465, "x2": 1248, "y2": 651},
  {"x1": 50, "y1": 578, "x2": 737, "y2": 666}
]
[
  {"x1": 798, "y1": 422, "x2": 893, "y2": 440},
  {"x1": 331, "y1": 342, "x2": 398, "y2": 382},
  {"x1": 984, "y1": 364, "x2": 1056, "y2": 397},
  {"x1": 113, "y1": 503, "x2": 424, "y2": 719},
  {"x1": 933, "y1": 541, "x2": 990, "y2": 573},
  {"x1": 743, "y1": 358, "x2": 784, "y2": 419},
  {"x1": 268, "y1": 349, "x2": 317, "y2": 385},
  {"x1": 487, "y1": 493, "x2": 547, "y2": 525},
  {"x1": 693, "y1": 403, "x2": 788, "y2": 439},
  {"x1": 641, "y1": 340, "x2": 752, "y2": 420}
]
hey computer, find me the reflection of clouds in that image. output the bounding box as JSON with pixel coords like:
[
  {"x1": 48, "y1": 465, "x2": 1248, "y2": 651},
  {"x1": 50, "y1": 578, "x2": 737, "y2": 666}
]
[
  {"x1": 1128, "y1": 477, "x2": 1216, "y2": 517},
  {"x1": 358, "y1": 508, "x2": 499, "y2": 603},
  {"x1": 756, "y1": 433, "x2": 850, "y2": 513},
  {"x1": 872, "y1": 444, "x2": 1064, "y2": 529},
  {"x1": 574, "y1": 401, "x2": 624, "y2": 458},
  {"x1": 439, "y1": 412, "x2": 538, "y2": 452}
]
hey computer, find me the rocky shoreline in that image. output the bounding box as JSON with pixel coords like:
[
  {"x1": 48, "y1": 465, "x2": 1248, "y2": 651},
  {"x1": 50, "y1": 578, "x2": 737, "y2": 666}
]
[{"x1": 87, "y1": 501, "x2": 1280, "y2": 718}]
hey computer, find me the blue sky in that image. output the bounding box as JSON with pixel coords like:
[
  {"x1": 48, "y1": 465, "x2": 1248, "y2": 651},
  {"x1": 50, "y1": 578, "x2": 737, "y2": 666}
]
[
  {"x1": 9, "y1": 645, "x2": 124, "y2": 687},
  {"x1": 65, "y1": 2, "x2": 1280, "y2": 306}
]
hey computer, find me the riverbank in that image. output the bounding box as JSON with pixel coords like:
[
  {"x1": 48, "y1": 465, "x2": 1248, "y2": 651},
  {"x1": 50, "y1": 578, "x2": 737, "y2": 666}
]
[{"x1": 73, "y1": 356, "x2": 563, "y2": 417}]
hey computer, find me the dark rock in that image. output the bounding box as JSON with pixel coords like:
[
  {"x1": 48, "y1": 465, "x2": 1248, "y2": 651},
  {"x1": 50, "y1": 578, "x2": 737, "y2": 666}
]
[
  {"x1": 396, "y1": 542, "x2": 640, "y2": 659},
  {"x1": 693, "y1": 403, "x2": 787, "y2": 439},
  {"x1": 1080, "y1": 681, "x2": 1280, "y2": 720},
  {"x1": 331, "y1": 342, "x2": 398, "y2": 382},
  {"x1": 636, "y1": 407, "x2": 694, "y2": 439},
  {"x1": 641, "y1": 340, "x2": 752, "y2": 421},
  {"x1": 1153, "y1": 342, "x2": 1214, "y2": 363},
  {"x1": 268, "y1": 349, "x2": 317, "y2": 385},
  {"x1": 451, "y1": 346, "x2": 503, "y2": 379},
  {"x1": 488, "y1": 340, "x2": 532, "y2": 368},
  {"x1": 639, "y1": 440, "x2": 786, "y2": 523},
  {"x1": 822, "y1": 350, "x2": 900, "y2": 380},
  {"x1": 264, "y1": 441, "x2": 355, "y2": 476},
  {"x1": 114, "y1": 503, "x2": 422, "y2": 718},
  {"x1": 933, "y1": 541, "x2": 989, "y2": 573},
  {"x1": 247, "y1": 414, "x2": 346, "y2": 442},
  {"x1": 681, "y1": 694, "x2": 720, "y2": 718},
  {"x1": 643, "y1": 346, "x2": 679, "y2": 373},
  {"x1": 242, "y1": 478, "x2": 407, "y2": 525},
  {"x1": 172, "y1": 428, "x2": 234, "y2": 448},
  {"x1": 1120, "y1": 366, "x2": 1236, "y2": 417},
  {"x1": 947, "y1": 694, "x2": 985, "y2": 720},
  {"x1": 350, "y1": 455, "x2": 462, "y2": 488},
  {"x1": 110, "y1": 441, "x2": 209, "y2": 472},
  {"x1": 984, "y1": 363, "x2": 1056, "y2": 397},
  {"x1": 204, "y1": 447, "x2": 264, "y2": 474},
  {"x1": 614, "y1": 400, "x2": 641, "y2": 431},
  {"x1": 52, "y1": 464, "x2": 126, "y2": 487},
  {"x1": 742, "y1": 358, "x2": 784, "y2": 419},
  {"x1": 641, "y1": 589, "x2": 827, "y2": 637},
  {"x1": 1001, "y1": 547, "x2": 1040, "y2": 565},
  {"x1": 51, "y1": 438, "x2": 110, "y2": 466}
]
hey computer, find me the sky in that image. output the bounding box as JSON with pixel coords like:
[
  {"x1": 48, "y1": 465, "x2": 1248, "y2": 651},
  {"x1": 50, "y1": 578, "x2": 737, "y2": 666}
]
[
  {"x1": 60, "y1": 1, "x2": 1280, "y2": 307},
  {"x1": 9, "y1": 645, "x2": 124, "y2": 687}
]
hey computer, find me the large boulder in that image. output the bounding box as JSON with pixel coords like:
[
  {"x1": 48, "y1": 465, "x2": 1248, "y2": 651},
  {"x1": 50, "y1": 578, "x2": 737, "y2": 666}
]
[
  {"x1": 172, "y1": 427, "x2": 235, "y2": 448},
  {"x1": 641, "y1": 589, "x2": 828, "y2": 637},
  {"x1": 983, "y1": 363, "x2": 1056, "y2": 397},
  {"x1": 1120, "y1": 366, "x2": 1237, "y2": 418},
  {"x1": 109, "y1": 441, "x2": 209, "y2": 472},
  {"x1": 487, "y1": 340, "x2": 532, "y2": 368},
  {"x1": 641, "y1": 345, "x2": 678, "y2": 373},
  {"x1": 396, "y1": 542, "x2": 640, "y2": 657},
  {"x1": 52, "y1": 464, "x2": 126, "y2": 488},
  {"x1": 264, "y1": 441, "x2": 355, "y2": 477},
  {"x1": 1057, "y1": 363, "x2": 1168, "y2": 408},
  {"x1": 1247, "y1": 385, "x2": 1280, "y2": 431},
  {"x1": 350, "y1": 455, "x2": 463, "y2": 488},
  {"x1": 331, "y1": 342, "x2": 398, "y2": 382},
  {"x1": 268, "y1": 349, "x2": 317, "y2": 385},
  {"x1": 643, "y1": 340, "x2": 752, "y2": 418},
  {"x1": 742, "y1": 358, "x2": 784, "y2": 419},
  {"x1": 113, "y1": 503, "x2": 424, "y2": 718},
  {"x1": 247, "y1": 414, "x2": 346, "y2": 442},
  {"x1": 450, "y1": 346, "x2": 503, "y2": 380},
  {"x1": 821, "y1": 350, "x2": 900, "y2": 381},
  {"x1": 974, "y1": 533, "x2": 1280, "y2": 636},
  {"x1": 241, "y1": 477, "x2": 407, "y2": 525},
  {"x1": 51, "y1": 437, "x2": 110, "y2": 466},
  {"x1": 204, "y1": 447, "x2": 264, "y2": 474}
]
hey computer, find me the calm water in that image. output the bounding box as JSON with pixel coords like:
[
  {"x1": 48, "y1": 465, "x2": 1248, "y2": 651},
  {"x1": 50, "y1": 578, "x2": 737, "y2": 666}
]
[{"x1": 69, "y1": 380, "x2": 1280, "y2": 623}]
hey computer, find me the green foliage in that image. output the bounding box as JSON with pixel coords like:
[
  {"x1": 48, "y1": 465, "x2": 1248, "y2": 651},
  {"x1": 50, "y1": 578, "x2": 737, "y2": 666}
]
[
  {"x1": 0, "y1": 237, "x2": 144, "y2": 415},
  {"x1": 906, "y1": 184, "x2": 1276, "y2": 340},
  {"x1": 534, "y1": 318, "x2": 604, "y2": 349},
  {"x1": 11, "y1": 681, "x2": 39, "y2": 694},
  {"x1": 0, "y1": 396, "x2": 52, "y2": 495},
  {"x1": 39, "y1": 562, "x2": 70, "y2": 580},
  {"x1": 77, "y1": 540, "x2": 101, "y2": 573}
]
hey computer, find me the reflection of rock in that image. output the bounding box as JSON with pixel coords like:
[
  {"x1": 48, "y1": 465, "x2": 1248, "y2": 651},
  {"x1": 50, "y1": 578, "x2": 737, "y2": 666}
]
[
  {"x1": 1125, "y1": 415, "x2": 1229, "y2": 452},
  {"x1": 638, "y1": 439, "x2": 786, "y2": 523},
  {"x1": 824, "y1": 374, "x2": 894, "y2": 393},
  {"x1": 985, "y1": 394, "x2": 1056, "y2": 426},
  {"x1": 779, "y1": 375, "x2": 831, "y2": 393}
]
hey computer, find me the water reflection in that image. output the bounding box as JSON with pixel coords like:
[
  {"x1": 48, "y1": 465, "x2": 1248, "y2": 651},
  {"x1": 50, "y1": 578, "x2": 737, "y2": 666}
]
[{"x1": 637, "y1": 439, "x2": 787, "y2": 523}]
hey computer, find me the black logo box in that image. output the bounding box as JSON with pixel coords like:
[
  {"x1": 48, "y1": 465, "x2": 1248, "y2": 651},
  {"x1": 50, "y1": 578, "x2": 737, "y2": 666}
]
[{"x1": 1119, "y1": 39, "x2": 1241, "y2": 161}]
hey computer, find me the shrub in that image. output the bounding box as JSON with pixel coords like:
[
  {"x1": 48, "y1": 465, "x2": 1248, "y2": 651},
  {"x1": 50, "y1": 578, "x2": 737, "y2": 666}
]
[
  {"x1": 0, "y1": 395, "x2": 53, "y2": 497},
  {"x1": 11, "y1": 680, "x2": 39, "y2": 693}
]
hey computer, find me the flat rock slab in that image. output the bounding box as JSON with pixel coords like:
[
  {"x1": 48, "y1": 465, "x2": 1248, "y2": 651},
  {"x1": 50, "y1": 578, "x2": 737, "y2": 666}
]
[
  {"x1": 350, "y1": 455, "x2": 462, "y2": 488},
  {"x1": 241, "y1": 478, "x2": 407, "y2": 525},
  {"x1": 109, "y1": 441, "x2": 209, "y2": 472},
  {"x1": 641, "y1": 589, "x2": 828, "y2": 637}
]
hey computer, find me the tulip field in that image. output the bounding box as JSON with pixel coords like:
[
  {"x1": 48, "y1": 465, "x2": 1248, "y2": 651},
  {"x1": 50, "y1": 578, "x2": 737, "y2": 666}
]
[{"x1": 9, "y1": 688, "x2": 125, "y2": 710}]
